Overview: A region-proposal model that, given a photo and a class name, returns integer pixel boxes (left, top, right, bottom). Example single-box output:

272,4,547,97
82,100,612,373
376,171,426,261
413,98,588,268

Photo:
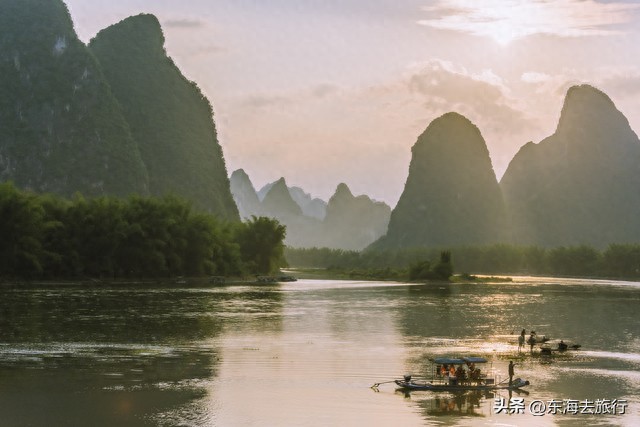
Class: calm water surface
0,276,638,426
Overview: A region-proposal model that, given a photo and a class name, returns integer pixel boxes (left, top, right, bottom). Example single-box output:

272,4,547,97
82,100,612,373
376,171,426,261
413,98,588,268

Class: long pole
371,380,397,389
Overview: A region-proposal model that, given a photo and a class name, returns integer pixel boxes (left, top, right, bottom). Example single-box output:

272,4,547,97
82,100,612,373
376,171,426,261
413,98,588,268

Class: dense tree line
0,183,285,279
408,251,453,281
285,243,640,279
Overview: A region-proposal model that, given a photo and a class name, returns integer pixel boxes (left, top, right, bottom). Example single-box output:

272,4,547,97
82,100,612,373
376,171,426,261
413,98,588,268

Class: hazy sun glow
419,0,640,45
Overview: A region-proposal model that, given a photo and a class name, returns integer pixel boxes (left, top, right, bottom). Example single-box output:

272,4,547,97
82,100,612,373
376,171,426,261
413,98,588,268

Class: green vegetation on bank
285,244,640,280
0,183,285,280
289,251,454,282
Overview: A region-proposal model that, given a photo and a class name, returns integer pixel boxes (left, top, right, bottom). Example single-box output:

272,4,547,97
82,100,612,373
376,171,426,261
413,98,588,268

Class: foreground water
0,276,638,426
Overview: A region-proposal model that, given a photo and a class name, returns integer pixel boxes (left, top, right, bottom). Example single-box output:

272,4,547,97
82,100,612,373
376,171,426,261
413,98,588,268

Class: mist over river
0,277,638,426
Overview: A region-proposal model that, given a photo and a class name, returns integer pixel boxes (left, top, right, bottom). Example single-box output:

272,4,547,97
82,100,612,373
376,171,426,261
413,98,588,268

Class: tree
409,260,431,280
432,250,454,280
0,182,45,277
237,216,286,274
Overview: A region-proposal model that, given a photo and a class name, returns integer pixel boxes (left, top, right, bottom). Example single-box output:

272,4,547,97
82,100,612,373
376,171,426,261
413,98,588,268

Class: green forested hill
89,14,239,221
0,0,149,197
373,112,508,249
500,85,640,247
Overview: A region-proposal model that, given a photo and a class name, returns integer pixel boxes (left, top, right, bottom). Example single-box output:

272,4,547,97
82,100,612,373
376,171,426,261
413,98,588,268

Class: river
0,276,638,426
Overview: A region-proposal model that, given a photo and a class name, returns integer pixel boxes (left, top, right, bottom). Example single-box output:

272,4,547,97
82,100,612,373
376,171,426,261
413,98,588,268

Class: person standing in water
508,361,515,386
528,331,536,353
518,329,525,352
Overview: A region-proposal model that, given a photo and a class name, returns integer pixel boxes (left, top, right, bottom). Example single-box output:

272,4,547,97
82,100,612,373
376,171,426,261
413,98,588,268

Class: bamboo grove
0,182,286,279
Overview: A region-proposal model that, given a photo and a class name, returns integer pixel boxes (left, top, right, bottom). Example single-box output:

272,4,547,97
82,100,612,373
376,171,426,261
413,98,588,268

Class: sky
65,0,640,207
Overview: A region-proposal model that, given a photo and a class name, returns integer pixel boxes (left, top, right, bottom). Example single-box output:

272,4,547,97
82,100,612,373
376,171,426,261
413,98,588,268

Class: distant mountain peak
231,168,250,181
230,173,388,249
262,177,303,217
229,169,260,220
564,84,613,110
413,112,488,158
429,112,478,132
437,111,474,123
556,84,631,139
324,183,391,250
288,185,327,220
334,183,353,198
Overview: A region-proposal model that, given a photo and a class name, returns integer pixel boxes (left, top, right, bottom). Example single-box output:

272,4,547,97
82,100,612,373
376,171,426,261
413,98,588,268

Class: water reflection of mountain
0,283,284,426
0,283,284,342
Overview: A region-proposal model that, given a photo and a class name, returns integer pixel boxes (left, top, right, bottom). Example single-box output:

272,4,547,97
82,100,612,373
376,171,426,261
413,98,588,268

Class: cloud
402,59,534,135
419,0,640,44
518,66,640,99
163,18,206,29
180,44,226,57
240,94,294,110
236,84,346,111
599,69,640,98
378,59,547,178
521,72,552,84
311,83,340,99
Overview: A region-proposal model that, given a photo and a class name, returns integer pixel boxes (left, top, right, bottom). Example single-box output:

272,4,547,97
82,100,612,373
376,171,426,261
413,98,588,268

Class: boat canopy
433,356,488,365
433,357,465,365
463,357,488,364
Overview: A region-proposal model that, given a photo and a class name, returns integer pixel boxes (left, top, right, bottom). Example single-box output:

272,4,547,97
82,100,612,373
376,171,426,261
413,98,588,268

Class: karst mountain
500,84,640,247
372,112,508,249
0,0,148,197
0,1,238,220
90,14,238,220
229,170,391,249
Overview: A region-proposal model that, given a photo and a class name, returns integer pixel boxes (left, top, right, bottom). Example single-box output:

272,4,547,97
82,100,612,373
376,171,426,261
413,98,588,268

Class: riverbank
0,274,296,288
284,244,640,281
285,268,512,283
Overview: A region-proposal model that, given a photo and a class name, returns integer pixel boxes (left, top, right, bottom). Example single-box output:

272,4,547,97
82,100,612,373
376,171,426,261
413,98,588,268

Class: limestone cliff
90,14,238,220
0,0,149,197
